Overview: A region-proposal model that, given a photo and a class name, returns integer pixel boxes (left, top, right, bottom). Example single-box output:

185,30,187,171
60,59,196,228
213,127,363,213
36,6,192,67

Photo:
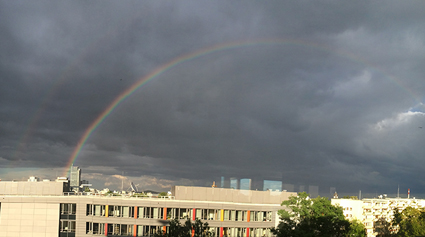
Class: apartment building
332,197,425,237
0,180,296,237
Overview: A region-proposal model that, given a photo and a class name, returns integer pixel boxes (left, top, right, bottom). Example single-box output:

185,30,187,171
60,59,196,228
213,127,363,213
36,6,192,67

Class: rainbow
62,39,421,176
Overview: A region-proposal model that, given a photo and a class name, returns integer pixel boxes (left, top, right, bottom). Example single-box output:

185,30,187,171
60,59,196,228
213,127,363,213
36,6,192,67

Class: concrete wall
331,198,363,221
0,201,59,237
0,181,66,196
172,186,296,204
0,193,289,237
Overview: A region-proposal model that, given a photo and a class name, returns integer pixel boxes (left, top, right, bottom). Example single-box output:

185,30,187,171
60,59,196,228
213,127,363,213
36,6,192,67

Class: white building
332,197,425,237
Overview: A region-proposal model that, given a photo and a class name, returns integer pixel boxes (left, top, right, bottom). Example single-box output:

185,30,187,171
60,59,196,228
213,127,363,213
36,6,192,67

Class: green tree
392,207,425,237
374,217,393,237
342,196,359,200
348,219,366,237
153,218,213,237
272,192,350,237
132,192,148,197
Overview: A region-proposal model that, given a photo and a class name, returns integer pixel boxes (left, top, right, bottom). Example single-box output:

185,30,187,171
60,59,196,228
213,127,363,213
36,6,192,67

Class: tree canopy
153,218,213,237
272,192,351,237
342,196,359,200
392,207,425,237
348,219,366,237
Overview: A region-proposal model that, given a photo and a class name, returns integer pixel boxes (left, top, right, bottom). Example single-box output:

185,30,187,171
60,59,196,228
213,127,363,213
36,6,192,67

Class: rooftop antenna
130,182,139,193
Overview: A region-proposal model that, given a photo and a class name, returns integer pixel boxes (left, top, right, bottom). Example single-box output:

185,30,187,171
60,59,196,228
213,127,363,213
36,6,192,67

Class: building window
247,228,272,237
87,204,106,216
175,208,190,220
136,207,167,219
165,208,188,220
60,203,77,236
87,204,135,218
195,209,219,221
231,210,236,221
224,210,230,221
60,220,76,236
60,220,76,231
61,203,76,215
248,211,271,222
256,211,264,222
86,222,105,235
106,224,133,236
136,225,162,236
235,211,242,221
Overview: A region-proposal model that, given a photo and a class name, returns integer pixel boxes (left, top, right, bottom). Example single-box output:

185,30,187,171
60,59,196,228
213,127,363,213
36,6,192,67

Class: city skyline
1,1,425,195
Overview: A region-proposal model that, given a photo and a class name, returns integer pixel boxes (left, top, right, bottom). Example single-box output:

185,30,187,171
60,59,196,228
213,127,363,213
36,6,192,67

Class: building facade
332,197,425,237
0,181,296,237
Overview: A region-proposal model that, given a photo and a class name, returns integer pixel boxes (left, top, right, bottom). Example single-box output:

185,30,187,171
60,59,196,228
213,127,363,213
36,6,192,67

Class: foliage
348,219,366,237
374,217,393,237
392,207,425,237
158,191,168,197
153,218,213,237
342,196,359,200
131,192,148,197
105,190,121,196
272,192,350,237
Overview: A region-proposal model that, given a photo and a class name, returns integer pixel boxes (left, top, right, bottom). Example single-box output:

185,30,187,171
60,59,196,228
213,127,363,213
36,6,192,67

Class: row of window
60,203,77,236
86,222,131,236
224,227,273,237
86,204,273,222
87,205,136,218
85,222,273,237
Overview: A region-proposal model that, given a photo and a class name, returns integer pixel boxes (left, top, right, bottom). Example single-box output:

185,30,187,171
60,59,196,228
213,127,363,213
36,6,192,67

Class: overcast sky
1,1,425,197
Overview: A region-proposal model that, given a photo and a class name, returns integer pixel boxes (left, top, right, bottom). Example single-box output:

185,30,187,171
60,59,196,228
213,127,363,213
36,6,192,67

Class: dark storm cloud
1,0,425,196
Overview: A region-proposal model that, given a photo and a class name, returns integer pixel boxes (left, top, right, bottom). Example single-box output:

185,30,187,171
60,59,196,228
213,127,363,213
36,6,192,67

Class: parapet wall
172,186,296,204
0,181,66,196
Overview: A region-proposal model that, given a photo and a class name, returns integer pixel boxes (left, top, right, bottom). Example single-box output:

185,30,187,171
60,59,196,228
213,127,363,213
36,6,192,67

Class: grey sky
1,1,425,197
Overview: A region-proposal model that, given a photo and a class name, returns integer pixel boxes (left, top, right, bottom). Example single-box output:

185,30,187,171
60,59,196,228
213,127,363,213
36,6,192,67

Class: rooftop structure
0,178,69,196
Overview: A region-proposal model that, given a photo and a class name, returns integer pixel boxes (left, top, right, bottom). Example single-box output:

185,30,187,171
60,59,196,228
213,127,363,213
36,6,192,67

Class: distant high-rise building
221,176,225,188
251,178,262,191
282,183,295,192
309,185,319,198
230,178,238,189
70,166,81,188
240,179,252,190
263,180,282,191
